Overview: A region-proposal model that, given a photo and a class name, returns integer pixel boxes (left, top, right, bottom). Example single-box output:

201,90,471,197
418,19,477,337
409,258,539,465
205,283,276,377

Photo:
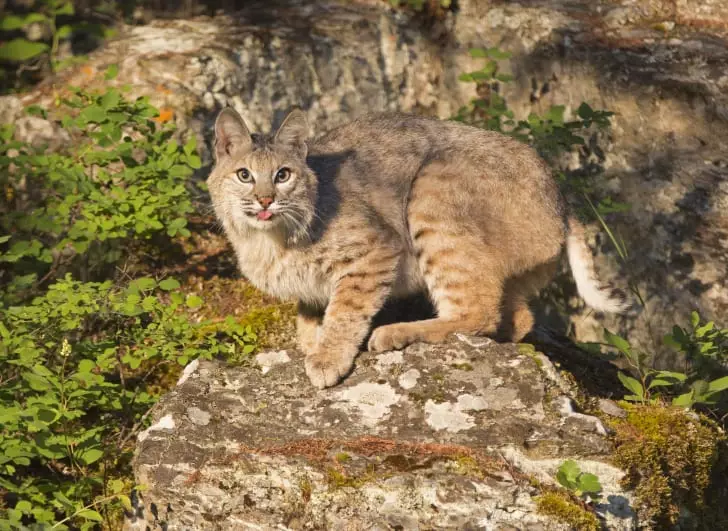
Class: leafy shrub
0,76,197,303
0,275,256,529
0,0,112,91
0,72,256,527
453,47,627,222
454,48,613,160
605,320,728,411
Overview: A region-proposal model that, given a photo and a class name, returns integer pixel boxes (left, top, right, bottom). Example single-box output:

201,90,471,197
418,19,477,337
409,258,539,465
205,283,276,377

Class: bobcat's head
208,108,317,243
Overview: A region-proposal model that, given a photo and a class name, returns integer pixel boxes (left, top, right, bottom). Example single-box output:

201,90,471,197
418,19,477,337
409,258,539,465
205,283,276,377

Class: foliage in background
604,317,728,415
0,67,257,527
0,0,113,91
0,277,255,529
1,81,196,304
453,47,625,221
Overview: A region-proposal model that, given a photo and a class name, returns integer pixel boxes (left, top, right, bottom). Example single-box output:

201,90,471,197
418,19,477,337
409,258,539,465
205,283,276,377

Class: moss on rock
610,404,728,529
534,491,600,531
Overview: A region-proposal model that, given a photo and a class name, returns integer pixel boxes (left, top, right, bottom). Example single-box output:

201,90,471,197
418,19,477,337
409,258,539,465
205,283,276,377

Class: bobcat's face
208,108,317,240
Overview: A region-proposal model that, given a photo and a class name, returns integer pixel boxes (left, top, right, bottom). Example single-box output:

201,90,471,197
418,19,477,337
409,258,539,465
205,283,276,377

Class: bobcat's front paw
304,350,354,389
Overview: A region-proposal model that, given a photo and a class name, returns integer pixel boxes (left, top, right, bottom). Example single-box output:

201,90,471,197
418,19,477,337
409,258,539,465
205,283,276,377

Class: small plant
555,460,602,499
604,324,728,410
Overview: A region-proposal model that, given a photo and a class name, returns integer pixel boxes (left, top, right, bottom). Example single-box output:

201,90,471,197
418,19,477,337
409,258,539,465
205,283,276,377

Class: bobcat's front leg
296,301,323,355
305,248,398,389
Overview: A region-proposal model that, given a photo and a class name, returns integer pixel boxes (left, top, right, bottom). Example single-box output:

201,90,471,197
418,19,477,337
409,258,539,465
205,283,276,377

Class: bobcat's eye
236,168,253,183
274,167,291,184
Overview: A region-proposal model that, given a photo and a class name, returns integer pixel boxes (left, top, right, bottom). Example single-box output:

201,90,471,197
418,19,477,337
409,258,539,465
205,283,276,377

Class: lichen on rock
128,336,636,529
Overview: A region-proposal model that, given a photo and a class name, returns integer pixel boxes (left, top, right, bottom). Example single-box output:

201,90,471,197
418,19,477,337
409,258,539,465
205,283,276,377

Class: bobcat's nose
258,196,274,209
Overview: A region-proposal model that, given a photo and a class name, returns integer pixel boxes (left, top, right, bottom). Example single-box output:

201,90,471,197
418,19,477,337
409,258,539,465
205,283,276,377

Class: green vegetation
555,460,602,499
0,7,725,524
611,404,728,529
604,319,728,413
0,1,114,91
535,491,600,531
0,68,259,528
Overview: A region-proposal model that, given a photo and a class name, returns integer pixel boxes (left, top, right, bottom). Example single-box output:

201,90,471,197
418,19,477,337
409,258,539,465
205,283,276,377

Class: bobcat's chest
232,233,330,307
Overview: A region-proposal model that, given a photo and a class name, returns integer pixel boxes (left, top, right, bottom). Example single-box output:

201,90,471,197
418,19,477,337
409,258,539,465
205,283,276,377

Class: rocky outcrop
126,335,635,530
2,0,728,362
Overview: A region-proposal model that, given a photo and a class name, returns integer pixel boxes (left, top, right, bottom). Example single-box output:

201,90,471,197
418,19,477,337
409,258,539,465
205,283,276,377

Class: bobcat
208,107,627,389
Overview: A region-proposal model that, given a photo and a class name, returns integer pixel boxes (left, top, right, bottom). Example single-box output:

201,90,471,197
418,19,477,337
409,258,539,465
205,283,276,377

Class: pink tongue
257,210,273,221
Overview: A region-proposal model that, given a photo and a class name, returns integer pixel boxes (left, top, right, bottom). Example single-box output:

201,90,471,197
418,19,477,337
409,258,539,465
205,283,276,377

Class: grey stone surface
128,335,634,530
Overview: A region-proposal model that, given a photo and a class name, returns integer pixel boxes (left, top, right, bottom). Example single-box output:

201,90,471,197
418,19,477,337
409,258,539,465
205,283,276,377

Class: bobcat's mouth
256,210,274,221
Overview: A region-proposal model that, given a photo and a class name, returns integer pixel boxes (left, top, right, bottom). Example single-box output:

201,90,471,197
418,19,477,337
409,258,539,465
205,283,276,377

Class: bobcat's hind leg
369,220,506,352
498,259,560,342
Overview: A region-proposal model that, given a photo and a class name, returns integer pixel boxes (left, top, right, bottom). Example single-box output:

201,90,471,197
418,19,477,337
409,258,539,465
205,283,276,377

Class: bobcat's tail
566,217,630,314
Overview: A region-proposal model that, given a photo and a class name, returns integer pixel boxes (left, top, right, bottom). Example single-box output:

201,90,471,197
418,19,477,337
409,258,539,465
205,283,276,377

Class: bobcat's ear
214,107,252,160
274,108,309,158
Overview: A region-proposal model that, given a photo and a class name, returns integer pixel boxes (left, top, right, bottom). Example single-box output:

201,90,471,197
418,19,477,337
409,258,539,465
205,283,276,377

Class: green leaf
603,329,631,355
578,473,602,495
653,370,687,382
696,321,714,337
56,25,73,39
100,90,120,110
184,136,197,155
158,278,180,291
15,500,32,513
486,47,512,60
647,379,674,390
54,2,75,15
23,372,51,391
78,448,104,465
469,48,488,58
79,105,107,123
576,102,594,119
53,491,75,510
673,391,694,407
707,376,728,393
622,394,643,402
691,311,700,328
128,277,157,293
118,494,132,511
109,479,125,494
104,63,119,80
618,371,644,400
186,295,203,308
77,509,103,522
1,13,48,30
557,459,580,485
77,359,96,373
0,39,49,62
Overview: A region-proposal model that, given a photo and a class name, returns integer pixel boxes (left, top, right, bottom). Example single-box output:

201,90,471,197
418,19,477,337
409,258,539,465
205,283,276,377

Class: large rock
3,0,728,359
126,335,635,530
